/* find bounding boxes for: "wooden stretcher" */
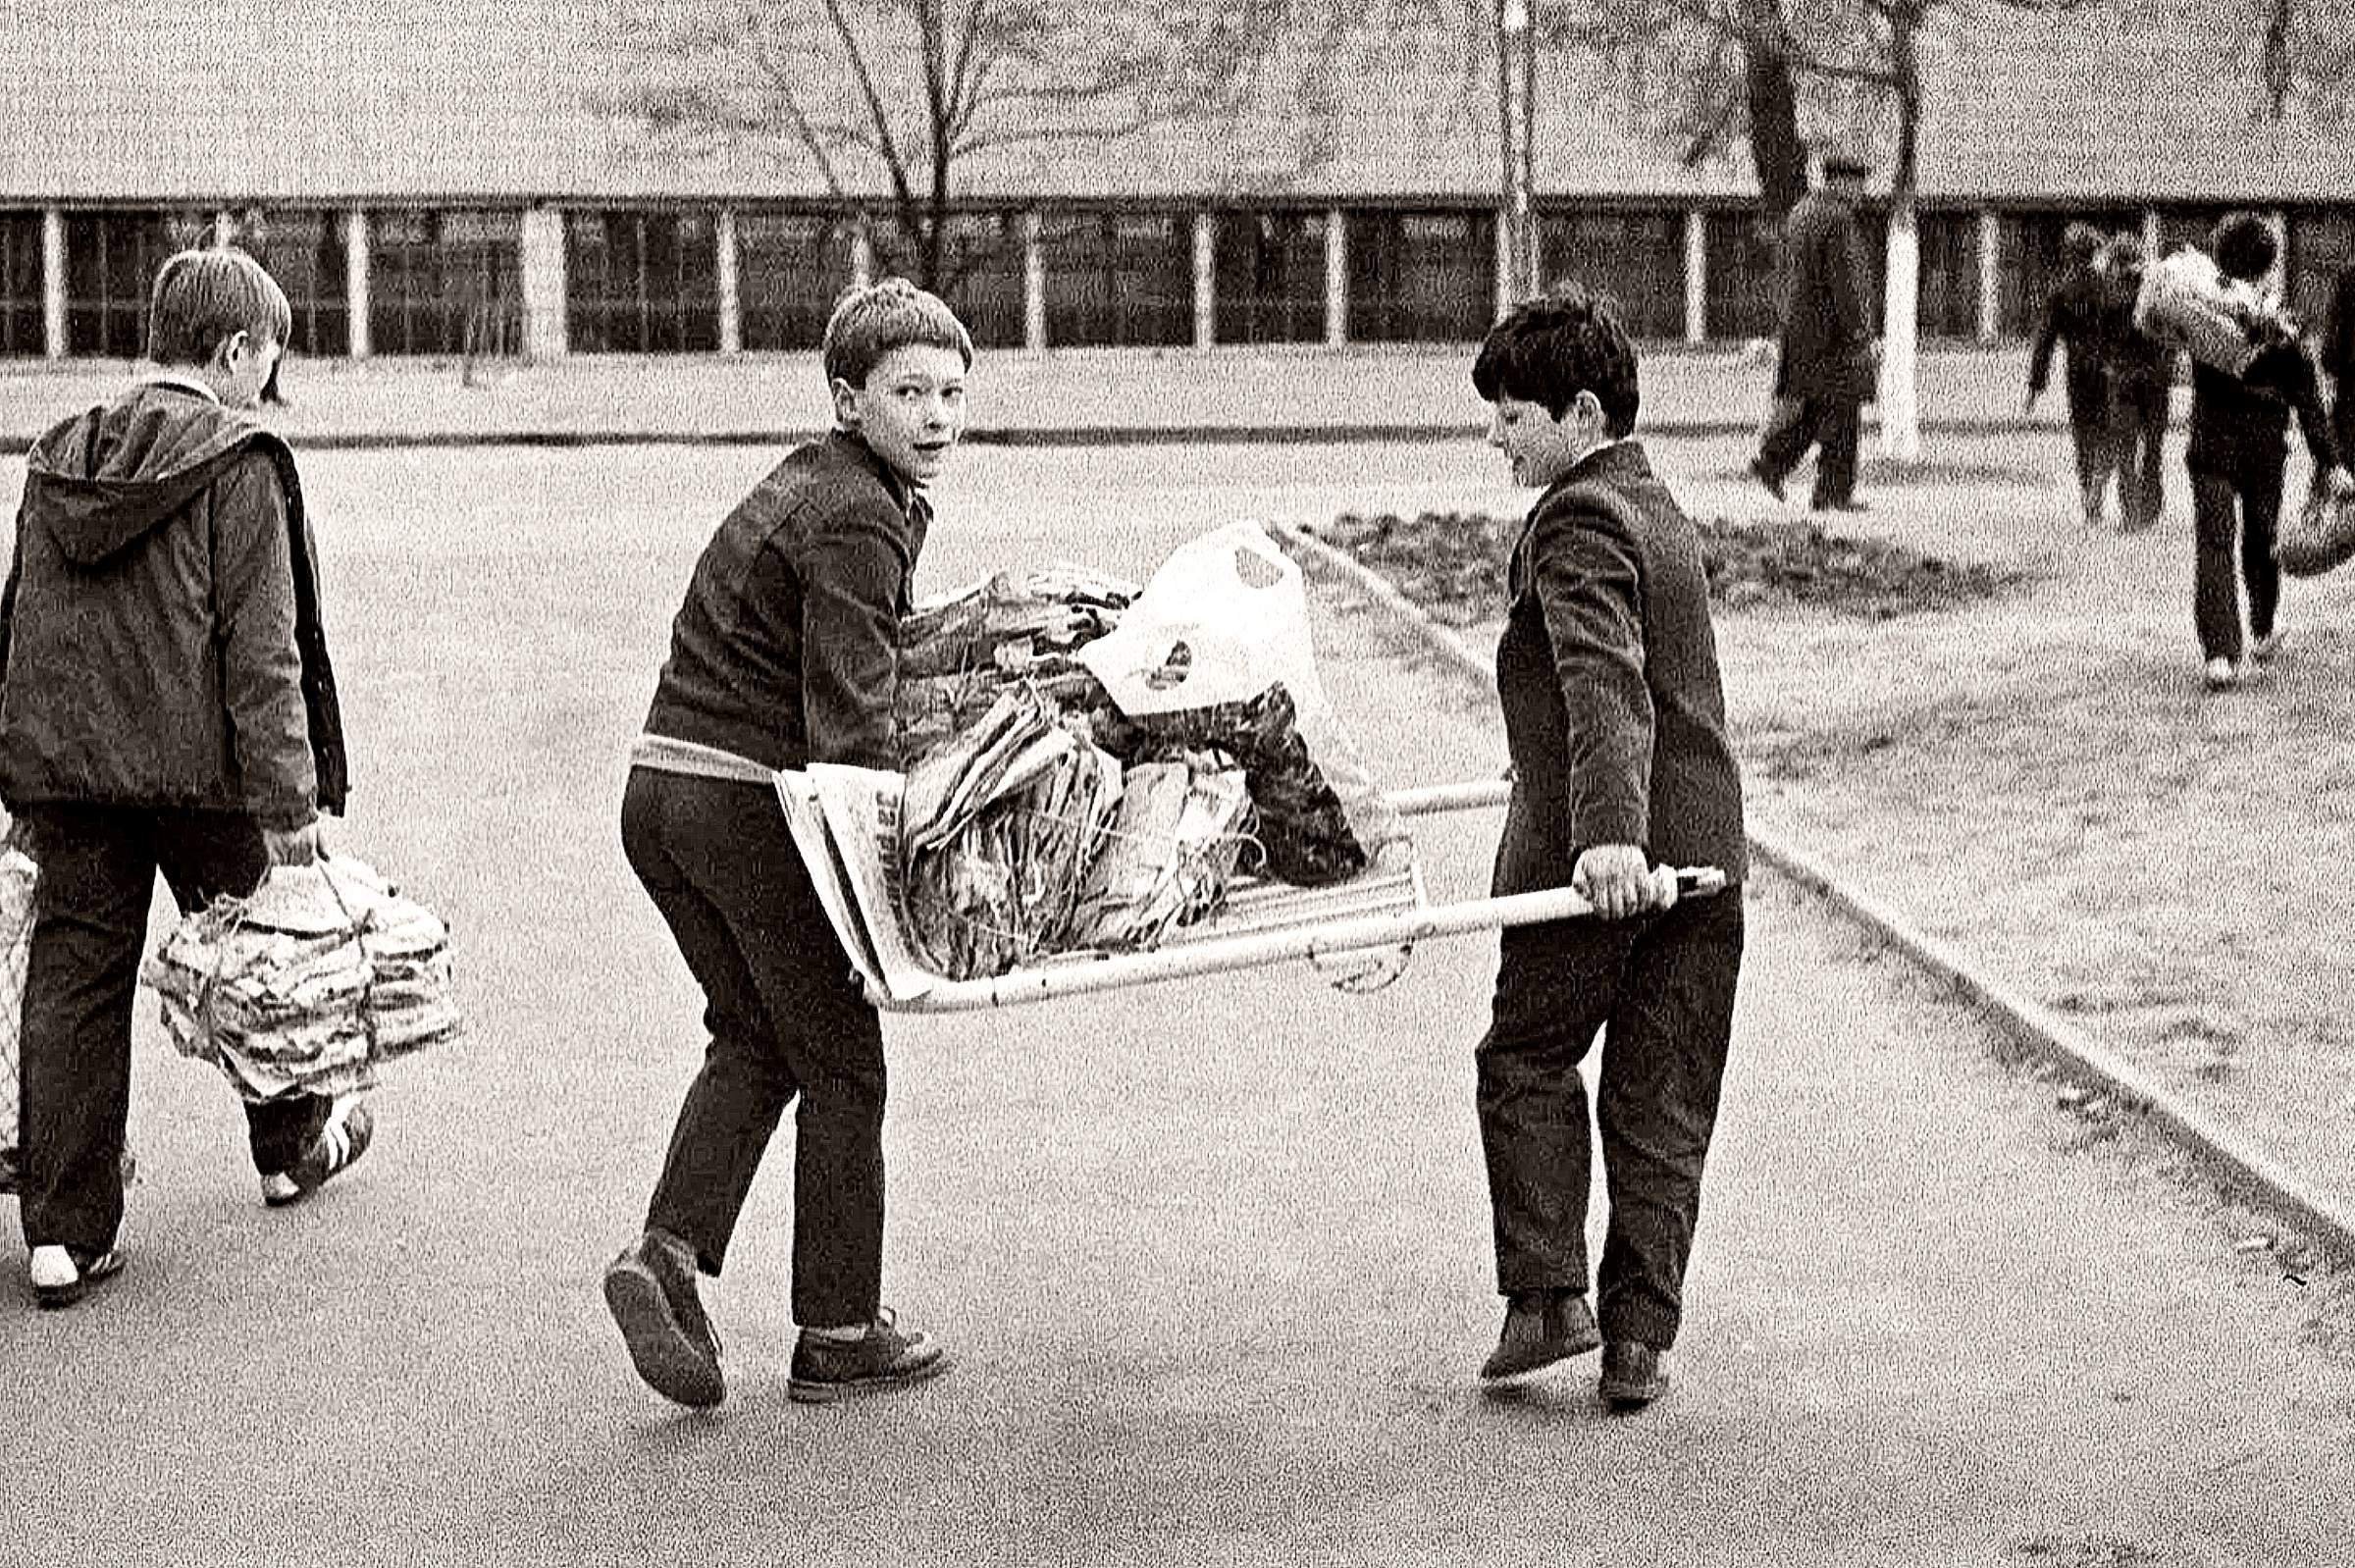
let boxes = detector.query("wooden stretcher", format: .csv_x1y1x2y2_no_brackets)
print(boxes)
775,768,1725,1015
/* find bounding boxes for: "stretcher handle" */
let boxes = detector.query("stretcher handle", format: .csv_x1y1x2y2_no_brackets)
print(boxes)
877,865,1727,1013
1386,778,1513,816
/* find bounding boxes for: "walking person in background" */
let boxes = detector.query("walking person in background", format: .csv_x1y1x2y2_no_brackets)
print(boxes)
2096,232,2177,532
1470,286,1748,1412
2327,266,2355,466
2027,222,2121,528
1750,147,1877,514
2182,213,2352,691
0,248,364,1308
602,280,968,1409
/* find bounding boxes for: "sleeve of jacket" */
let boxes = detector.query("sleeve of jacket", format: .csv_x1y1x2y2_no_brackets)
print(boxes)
796,497,915,771
1528,498,1653,852
2027,285,2065,393
1835,217,1873,354
211,452,318,828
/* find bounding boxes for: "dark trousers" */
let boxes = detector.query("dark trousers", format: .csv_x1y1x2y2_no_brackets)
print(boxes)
2190,464,2283,662
2110,380,2171,530
620,765,885,1327
1475,888,1744,1350
1756,395,1861,508
17,805,331,1256
2067,410,2116,520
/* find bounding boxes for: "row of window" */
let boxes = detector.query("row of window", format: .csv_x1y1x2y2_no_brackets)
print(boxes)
3,204,2351,358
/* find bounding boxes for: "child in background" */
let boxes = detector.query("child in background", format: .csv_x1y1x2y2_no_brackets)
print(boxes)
2182,213,2353,691
2096,233,2177,532
602,279,968,1408
2027,222,2120,528
0,248,361,1308
1467,286,1748,1413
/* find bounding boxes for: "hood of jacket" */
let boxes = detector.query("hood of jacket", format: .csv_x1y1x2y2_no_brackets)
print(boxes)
20,383,260,567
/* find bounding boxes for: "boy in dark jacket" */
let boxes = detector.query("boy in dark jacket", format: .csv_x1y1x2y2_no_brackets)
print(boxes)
1470,286,1748,1412
602,280,968,1409
1,247,360,1309
2027,222,2120,527
2093,233,2177,532
2183,213,2353,690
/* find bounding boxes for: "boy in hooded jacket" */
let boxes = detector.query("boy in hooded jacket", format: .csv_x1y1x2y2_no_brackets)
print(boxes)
0,247,363,1309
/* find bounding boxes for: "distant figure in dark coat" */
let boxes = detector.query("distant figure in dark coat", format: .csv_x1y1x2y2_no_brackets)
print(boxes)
2328,266,2355,468
1750,147,1877,513
2027,222,2120,527
2094,232,2178,532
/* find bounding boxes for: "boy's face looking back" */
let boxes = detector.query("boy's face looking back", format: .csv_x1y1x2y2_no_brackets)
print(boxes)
833,344,968,487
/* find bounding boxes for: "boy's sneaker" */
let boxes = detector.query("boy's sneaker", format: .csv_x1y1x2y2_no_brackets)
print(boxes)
602,1229,724,1408
788,1308,950,1404
28,1243,125,1310
2251,627,2287,663
262,1101,375,1207
2203,656,2242,692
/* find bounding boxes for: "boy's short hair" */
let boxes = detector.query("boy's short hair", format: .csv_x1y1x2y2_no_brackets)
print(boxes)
2211,212,2278,283
146,247,291,367
822,277,973,389
1471,285,1641,437
2062,222,2107,265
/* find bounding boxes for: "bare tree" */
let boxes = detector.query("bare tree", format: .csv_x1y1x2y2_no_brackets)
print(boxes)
594,1,1356,293
2245,0,2355,114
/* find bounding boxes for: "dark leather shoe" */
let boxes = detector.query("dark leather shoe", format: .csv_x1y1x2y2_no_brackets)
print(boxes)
602,1229,724,1408
1746,456,1786,502
1813,497,1870,514
1598,1340,1670,1410
1480,1290,1601,1385
789,1308,950,1403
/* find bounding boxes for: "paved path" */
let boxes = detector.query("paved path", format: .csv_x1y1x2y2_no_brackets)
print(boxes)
3,447,2351,1566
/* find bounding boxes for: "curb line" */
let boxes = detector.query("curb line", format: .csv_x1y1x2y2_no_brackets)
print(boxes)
1271,515,2355,1269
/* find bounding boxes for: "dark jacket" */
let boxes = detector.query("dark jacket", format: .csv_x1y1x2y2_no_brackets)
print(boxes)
644,431,929,771
1776,187,1874,401
2095,261,2178,395
1492,441,1747,899
2029,263,2115,416
2186,340,2342,484
0,383,346,827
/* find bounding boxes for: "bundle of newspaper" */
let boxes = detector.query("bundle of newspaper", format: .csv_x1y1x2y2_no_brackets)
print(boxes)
0,842,33,1191
2132,245,2293,379
896,565,1140,762
899,684,1125,978
143,856,461,1104
1069,753,1254,952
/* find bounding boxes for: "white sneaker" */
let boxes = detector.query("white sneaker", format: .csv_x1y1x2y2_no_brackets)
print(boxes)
2251,628,2287,663
2204,656,2241,691
28,1242,125,1308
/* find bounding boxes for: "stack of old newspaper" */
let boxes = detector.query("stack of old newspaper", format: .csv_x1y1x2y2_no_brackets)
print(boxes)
144,856,461,1104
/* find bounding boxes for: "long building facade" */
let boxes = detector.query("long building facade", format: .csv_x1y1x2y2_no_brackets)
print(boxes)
7,195,2349,361
6,2,2352,362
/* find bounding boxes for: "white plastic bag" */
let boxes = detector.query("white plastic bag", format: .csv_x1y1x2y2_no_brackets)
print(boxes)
1076,521,1405,883
0,844,34,1185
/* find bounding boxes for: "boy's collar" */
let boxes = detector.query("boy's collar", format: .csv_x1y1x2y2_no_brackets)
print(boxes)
142,369,222,404
831,427,925,511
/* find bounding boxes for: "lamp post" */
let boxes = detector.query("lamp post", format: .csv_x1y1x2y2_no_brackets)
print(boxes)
1497,0,1538,305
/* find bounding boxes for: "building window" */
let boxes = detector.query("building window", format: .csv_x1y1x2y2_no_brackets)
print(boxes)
1347,209,1496,343
0,212,42,356
1998,210,2140,337
738,213,857,351
1043,210,1190,348
66,209,211,357
1914,212,1979,340
368,208,522,357
224,208,348,357
567,210,720,353
1214,211,1326,344
1539,209,1684,339
871,213,1025,349
1704,210,1781,342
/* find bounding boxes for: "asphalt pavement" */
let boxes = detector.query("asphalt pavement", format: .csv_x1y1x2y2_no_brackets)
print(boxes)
3,448,2349,1566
